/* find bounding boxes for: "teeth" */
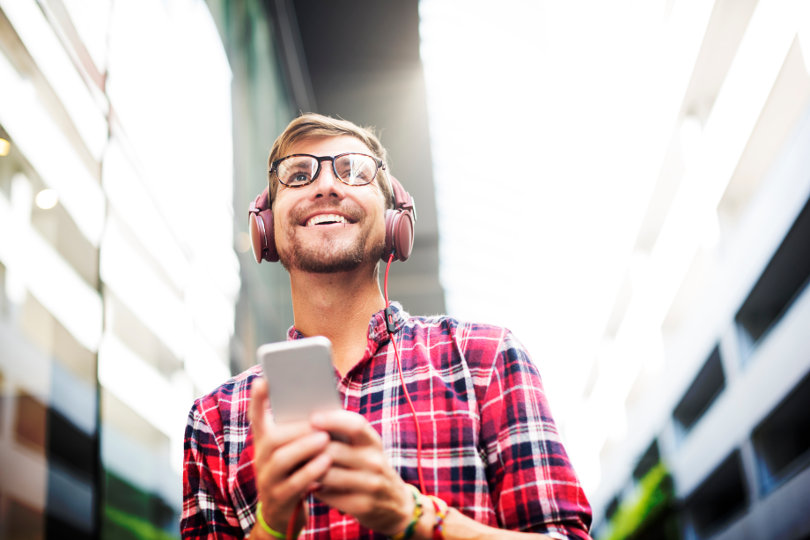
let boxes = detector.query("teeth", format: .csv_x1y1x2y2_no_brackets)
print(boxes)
306,214,347,227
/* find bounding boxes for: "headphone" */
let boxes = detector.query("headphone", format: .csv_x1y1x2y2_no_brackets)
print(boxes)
250,173,426,501
248,176,416,264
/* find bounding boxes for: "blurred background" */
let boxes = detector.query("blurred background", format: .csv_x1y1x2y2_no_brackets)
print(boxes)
0,0,808,539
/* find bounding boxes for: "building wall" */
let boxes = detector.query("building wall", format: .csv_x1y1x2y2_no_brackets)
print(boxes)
204,0,298,373
0,0,282,537
571,0,810,538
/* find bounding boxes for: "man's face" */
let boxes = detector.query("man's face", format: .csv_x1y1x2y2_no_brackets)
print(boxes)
272,135,387,273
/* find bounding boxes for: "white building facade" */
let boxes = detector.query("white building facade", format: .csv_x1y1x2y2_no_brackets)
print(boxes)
0,1,243,536
570,1,810,538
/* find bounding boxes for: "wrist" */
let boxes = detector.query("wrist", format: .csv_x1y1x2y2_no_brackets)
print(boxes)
411,495,436,540
426,496,448,540
388,487,450,540
389,484,424,540
407,496,449,540
255,501,293,539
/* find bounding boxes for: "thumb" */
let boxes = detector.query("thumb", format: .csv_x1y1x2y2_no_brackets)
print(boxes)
249,376,270,438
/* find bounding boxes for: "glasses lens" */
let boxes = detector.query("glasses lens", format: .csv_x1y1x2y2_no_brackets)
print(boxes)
276,156,318,186
335,154,377,185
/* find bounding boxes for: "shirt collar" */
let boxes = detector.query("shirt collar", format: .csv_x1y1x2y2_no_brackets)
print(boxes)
286,301,407,345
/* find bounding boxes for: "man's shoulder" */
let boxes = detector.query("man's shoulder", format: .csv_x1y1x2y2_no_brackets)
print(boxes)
185,365,258,462
405,312,512,343
191,364,261,419
402,313,525,367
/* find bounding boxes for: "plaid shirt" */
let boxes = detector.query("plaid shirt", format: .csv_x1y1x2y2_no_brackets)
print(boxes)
181,303,592,539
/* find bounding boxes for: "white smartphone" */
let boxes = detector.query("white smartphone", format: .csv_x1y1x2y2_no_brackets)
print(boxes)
257,336,343,423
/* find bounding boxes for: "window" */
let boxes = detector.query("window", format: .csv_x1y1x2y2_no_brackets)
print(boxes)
752,371,810,495
736,195,810,352
633,439,661,482
673,345,725,439
605,495,620,521
685,450,748,537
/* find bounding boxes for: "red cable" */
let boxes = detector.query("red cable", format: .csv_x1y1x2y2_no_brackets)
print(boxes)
287,499,303,539
284,254,426,538
384,253,426,494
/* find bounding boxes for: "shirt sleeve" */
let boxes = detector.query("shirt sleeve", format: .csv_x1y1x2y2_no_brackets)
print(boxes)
478,330,593,539
181,399,246,539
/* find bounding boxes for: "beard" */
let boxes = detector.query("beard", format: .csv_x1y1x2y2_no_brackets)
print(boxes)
279,231,384,273
277,202,386,273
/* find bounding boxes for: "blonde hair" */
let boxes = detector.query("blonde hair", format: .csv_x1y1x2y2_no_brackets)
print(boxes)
267,113,393,208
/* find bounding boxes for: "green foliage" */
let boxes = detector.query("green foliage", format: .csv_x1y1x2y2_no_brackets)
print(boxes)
103,506,180,540
599,462,675,540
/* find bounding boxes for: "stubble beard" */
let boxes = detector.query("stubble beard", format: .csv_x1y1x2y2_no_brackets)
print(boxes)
278,219,386,274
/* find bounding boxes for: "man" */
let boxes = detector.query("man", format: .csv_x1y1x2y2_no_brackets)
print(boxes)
182,114,592,539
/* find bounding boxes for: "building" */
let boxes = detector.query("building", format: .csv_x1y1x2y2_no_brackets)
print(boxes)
0,0,441,538
570,1,810,539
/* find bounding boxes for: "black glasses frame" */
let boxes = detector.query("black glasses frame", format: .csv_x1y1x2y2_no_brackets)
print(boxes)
270,153,385,187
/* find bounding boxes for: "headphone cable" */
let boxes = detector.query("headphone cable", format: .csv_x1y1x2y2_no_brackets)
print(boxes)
288,500,303,539
384,253,426,494
284,253,426,539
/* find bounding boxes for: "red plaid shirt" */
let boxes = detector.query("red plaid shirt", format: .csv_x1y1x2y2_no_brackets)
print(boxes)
181,304,592,539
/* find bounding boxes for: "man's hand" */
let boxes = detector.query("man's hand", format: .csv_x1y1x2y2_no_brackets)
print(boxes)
309,410,416,536
249,378,333,537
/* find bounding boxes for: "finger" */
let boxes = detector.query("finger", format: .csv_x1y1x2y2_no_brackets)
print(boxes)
249,377,270,438
254,423,326,482
312,489,354,513
317,464,381,494
269,421,321,447
313,474,408,535
256,432,331,503
251,379,320,450
258,452,331,533
285,452,332,496
262,451,331,507
321,439,387,473
269,431,330,481
310,410,381,447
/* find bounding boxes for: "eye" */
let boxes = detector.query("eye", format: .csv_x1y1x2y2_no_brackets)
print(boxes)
279,159,315,185
337,155,374,184
351,167,372,183
291,172,311,183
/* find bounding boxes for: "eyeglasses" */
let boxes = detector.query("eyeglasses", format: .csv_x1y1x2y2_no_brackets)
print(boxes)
270,153,385,187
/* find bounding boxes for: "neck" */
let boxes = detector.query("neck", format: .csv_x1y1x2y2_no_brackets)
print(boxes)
289,263,386,376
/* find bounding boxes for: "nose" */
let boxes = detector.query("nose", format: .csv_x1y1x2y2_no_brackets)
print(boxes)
311,159,344,197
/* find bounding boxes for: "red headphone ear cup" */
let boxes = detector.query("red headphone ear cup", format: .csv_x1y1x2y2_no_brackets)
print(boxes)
249,208,279,263
384,208,414,262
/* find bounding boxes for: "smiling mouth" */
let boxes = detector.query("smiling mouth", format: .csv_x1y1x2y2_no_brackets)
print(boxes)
305,214,350,227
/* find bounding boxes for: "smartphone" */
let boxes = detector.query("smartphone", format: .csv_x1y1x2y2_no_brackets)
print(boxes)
257,336,343,423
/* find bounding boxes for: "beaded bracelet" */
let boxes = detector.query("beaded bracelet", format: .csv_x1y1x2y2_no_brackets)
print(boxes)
390,484,423,540
256,502,288,539
427,496,448,540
